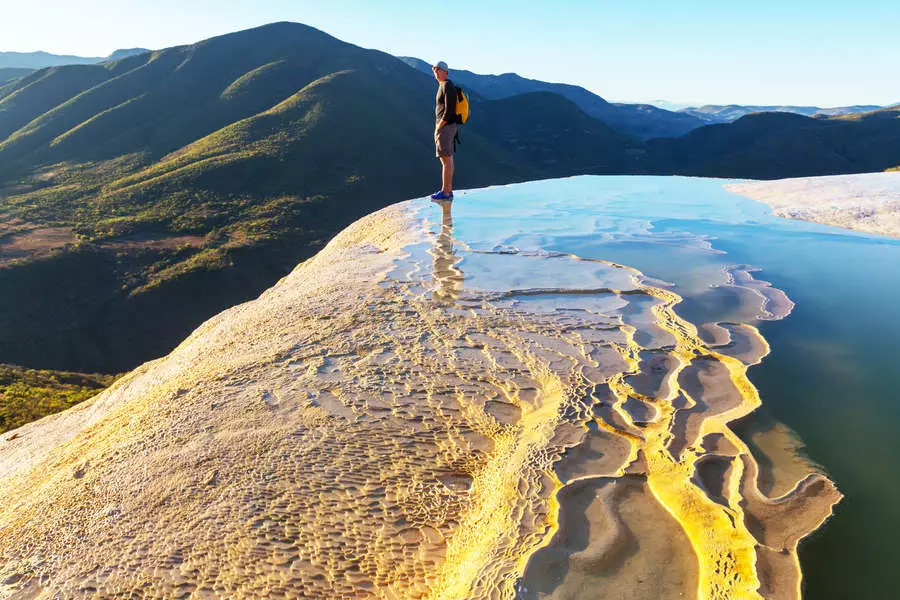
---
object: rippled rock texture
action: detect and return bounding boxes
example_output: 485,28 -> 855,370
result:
0,178 -> 841,599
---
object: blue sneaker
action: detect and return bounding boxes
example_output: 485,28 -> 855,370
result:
430,190 -> 453,200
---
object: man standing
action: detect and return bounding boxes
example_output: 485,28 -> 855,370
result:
431,60 -> 457,201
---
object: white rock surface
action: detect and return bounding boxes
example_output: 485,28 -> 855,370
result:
725,172 -> 900,238
0,181 -> 844,599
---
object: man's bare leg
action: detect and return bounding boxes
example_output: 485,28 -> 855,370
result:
440,155 -> 454,195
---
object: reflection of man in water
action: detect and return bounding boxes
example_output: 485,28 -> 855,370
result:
432,200 -> 464,304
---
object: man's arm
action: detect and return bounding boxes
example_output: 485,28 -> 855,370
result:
440,81 -> 457,128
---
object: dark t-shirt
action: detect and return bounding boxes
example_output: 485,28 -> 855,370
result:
435,79 -> 458,125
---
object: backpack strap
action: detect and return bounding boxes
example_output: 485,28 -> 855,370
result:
453,129 -> 461,151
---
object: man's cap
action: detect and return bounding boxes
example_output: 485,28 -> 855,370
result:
433,60 -> 449,72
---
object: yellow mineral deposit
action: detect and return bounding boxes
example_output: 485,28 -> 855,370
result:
0,199 -> 841,599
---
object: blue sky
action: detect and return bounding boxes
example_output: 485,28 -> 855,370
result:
2,0 -> 897,106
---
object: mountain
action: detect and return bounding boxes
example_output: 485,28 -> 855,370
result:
0,67 -> 33,84
0,22 -> 635,375
0,48 -> 149,69
647,105 -> 900,179
647,100 -> 697,111
473,92 -> 636,174
399,56 -> 706,139
0,50 -> 102,68
107,48 -> 150,61
681,103 -> 885,124
1,20 -> 897,384
609,101 -> 707,139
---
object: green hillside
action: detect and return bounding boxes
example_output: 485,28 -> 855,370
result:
0,67 -> 34,85
0,22 -> 626,376
474,92 -> 636,173
0,364 -> 117,434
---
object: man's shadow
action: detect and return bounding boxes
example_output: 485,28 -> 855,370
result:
432,200 -> 464,304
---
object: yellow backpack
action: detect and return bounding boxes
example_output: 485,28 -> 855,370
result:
455,87 -> 470,124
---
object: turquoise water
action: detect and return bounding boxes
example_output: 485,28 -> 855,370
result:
424,176 -> 900,598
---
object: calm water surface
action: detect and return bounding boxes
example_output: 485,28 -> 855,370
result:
437,176 -> 900,598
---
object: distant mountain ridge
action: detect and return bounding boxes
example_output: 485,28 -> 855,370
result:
681,103 -> 886,123
107,48 -> 150,61
0,48 -> 149,69
399,56 -> 706,139
648,105 -> 900,178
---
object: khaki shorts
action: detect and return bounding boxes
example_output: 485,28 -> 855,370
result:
435,123 -> 457,157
